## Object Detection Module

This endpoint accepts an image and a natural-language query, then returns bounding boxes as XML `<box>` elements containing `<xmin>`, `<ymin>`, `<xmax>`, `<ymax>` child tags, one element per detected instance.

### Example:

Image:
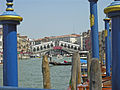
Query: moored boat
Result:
<box><xmin>68</xmin><ymin>78</ymin><xmax>112</xmax><ymax>90</ymax></box>
<box><xmin>49</xmin><ymin>61</ymin><xmax>71</xmax><ymax>66</ymax></box>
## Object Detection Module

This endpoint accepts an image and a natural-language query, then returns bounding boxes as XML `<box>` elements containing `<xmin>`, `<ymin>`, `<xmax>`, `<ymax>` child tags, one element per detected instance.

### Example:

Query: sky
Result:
<box><xmin>0</xmin><ymin>0</ymin><xmax>113</xmax><ymax>39</ymax></box>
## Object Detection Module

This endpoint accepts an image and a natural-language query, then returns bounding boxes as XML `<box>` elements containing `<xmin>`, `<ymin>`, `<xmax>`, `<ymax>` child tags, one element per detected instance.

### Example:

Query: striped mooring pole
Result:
<box><xmin>104</xmin><ymin>0</ymin><xmax>120</xmax><ymax>89</ymax></box>
<box><xmin>104</xmin><ymin>17</ymin><xmax>111</xmax><ymax>76</ymax></box>
<box><xmin>0</xmin><ymin>0</ymin><xmax>23</xmax><ymax>87</ymax></box>
<box><xmin>88</xmin><ymin>0</ymin><xmax>99</xmax><ymax>59</ymax></box>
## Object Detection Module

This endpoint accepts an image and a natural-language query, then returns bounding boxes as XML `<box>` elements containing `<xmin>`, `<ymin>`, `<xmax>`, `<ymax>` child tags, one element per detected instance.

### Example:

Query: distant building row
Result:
<box><xmin>30</xmin><ymin>30</ymin><xmax>92</xmax><ymax>51</ymax></box>
<box><xmin>0</xmin><ymin>28</ymin><xmax>106</xmax><ymax>59</ymax></box>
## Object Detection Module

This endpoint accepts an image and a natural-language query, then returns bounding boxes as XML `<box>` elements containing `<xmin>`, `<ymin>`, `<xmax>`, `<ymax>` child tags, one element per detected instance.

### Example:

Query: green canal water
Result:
<box><xmin>0</xmin><ymin>57</ymin><xmax>72</xmax><ymax>90</ymax></box>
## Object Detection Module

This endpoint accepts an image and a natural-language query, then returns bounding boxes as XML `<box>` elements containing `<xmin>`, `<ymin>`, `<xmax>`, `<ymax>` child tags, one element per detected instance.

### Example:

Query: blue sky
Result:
<box><xmin>0</xmin><ymin>0</ymin><xmax>113</xmax><ymax>39</ymax></box>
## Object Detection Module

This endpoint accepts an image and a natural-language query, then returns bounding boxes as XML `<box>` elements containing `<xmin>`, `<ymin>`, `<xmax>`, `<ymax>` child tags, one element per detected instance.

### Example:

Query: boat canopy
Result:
<box><xmin>80</xmin><ymin>59</ymin><xmax>87</xmax><ymax>64</ymax></box>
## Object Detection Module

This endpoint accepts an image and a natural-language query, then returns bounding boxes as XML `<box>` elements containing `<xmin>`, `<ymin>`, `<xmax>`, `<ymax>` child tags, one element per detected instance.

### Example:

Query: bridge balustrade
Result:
<box><xmin>32</xmin><ymin>41</ymin><xmax>81</xmax><ymax>53</ymax></box>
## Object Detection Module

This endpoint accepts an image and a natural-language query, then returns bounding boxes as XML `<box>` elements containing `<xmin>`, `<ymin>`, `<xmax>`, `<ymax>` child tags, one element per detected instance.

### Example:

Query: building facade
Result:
<box><xmin>17</xmin><ymin>34</ymin><xmax>30</xmax><ymax>59</ymax></box>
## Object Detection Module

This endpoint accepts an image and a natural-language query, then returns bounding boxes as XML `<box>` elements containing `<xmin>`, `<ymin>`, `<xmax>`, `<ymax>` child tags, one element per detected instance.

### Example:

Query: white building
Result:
<box><xmin>48</xmin><ymin>34</ymin><xmax>80</xmax><ymax>43</ymax></box>
<box><xmin>77</xmin><ymin>35</ymin><xmax>83</xmax><ymax>50</ymax></box>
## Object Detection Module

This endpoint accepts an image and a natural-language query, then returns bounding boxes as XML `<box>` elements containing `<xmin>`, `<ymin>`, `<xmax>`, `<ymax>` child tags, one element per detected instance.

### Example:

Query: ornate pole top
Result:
<box><xmin>104</xmin><ymin>1</ymin><xmax>120</xmax><ymax>15</ymax></box>
<box><xmin>104</xmin><ymin>16</ymin><xmax>111</xmax><ymax>21</ymax></box>
<box><xmin>0</xmin><ymin>0</ymin><xmax>23</xmax><ymax>22</ymax></box>
<box><xmin>88</xmin><ymin>0</ymin><xmax>98</xmax><ymax>2</ymax></box>
<box><xmin>6</xmin><ymin>0</ymin><xmax>14</xmax><ymax>11</ymax></box>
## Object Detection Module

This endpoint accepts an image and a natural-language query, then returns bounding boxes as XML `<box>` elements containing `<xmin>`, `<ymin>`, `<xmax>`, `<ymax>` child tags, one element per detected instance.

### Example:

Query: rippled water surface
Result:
<box><xmin>0</xmin><ymin>57</ymin><xmax>72</xmax><ymax>90</ymax></box>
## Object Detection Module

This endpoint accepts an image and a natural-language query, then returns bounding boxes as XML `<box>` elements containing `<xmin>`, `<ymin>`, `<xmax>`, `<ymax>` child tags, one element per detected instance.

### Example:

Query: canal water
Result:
<box><xmin>0</xmin><ymin>57</ymin><xmax>72</xmax><ymax>90</ymax></box>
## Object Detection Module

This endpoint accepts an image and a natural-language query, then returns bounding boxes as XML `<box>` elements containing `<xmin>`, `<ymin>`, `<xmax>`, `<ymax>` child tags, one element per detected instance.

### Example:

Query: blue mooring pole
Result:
<box><xmin>0</xmin><ymin>0</ymin><xmax>23</xmax><ymax>87</ymax></box>
<box><xmin>104</xmin><ymin>0</ymin><xmax>120</xmax><ymax>89</ymax></box>
<box><xmin>104</xmin><ymin>17</ymin><xmax>111</xmax><ymax>76</ymax></box>
<box><xmin>88</xmin><ymin>0</ymin><xmax>99</xmax><ymax>59</ymax></box>
<box><xmin>109</xmin><ymin>29</ymin><xmax>112</xmax><ymax>67</ymax></box>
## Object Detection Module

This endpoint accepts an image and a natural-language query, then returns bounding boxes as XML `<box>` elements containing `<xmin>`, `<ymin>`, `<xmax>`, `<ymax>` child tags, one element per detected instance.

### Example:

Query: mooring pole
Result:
<box><xmin>0</xmin><ymin>0</ymin><xmax>23</xmax><ymax>86</ymax></box>
<box><xmin>88</xmin><ymin>0</ymin><xmax>99</xmax><ymax>59</ymax></box>
<box><xmin>109</xmin><ymin>29</ymin><xmax>112</xmax><ymax>67</ymax></box>
<box><xmin>71</xmin><ymin>53</ymin><xmax>78</xmax><ymax>90</ymax></box>
<box><xmin>90</xmin><ymin>58</ymin><xmax>102</xmax><ymax>90</ymax></box>
<box><xmin>103</xmin><ymin>17</ymin><xmax>111</xmax><ymax>76</ymax></box>
<box><xmin>104</xmin><ymin>0</ymin><xmax>120</xmax><ymax>89</ymax></box>
<box><xmin>42</xmin><ymin>55</ymin><xmax>51</xmax><ymax>89</ymax></box>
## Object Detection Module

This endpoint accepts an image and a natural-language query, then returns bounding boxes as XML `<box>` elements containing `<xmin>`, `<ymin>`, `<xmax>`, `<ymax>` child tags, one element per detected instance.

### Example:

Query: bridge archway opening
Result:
<box><xmin>74</xmin><ymin>46</ymin><xmax>77</xmax><ymax>50</ymax></box>
<box><xmin>71</xmin><ymin>45</ymin><xmax>73</xmax><ymax>49</ymax></box>
<box><xmin>51</xmin><ymin>43</ymin><xmax>54</xmax><ymax>47</ymax></box>
<box><xmin>37</xmin><ymin>47</ymin><xmax>39</xmax><ymax>51</ymax></box>
<box><xmin>61</xmin><ymin>43</ymin><xmax>63</xmax><ymax>47</ymax></box>
<box><xmin>40</xmin><ymin>46</ymin><xmax>43</xmax><ymax>50</ymax></box>
<box><xmin>64</xmin><ymin>44</ymin><xmax>67</xmax><ymax>47</ymax></box>
<box><xmin>33</xmin><ymin>48</ymin><xmax>36</xmax><ymax>52</ymax></box>
<box><xmin>68</xmin><ymin>44</ymin><xmax>70</xmax><ymax>48</ymax></box>
<box><xmin>78</xmin><ymin>47</ymin><xmax>80</xmax><ymax>51</ymax></box>
<box><xmin>45</xmin><ymin>49</ymin><xmax>71</xmax><ymax>56</ymax></box>
<box><xmin>47</xmin><ymin>45</ymin><xmax>50</xmax><ymax>48</ymax></box>
<box><xmin>44</xmin><ymin>45</ymin><xmax>46</xmax><ymax>49</ymax></box>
